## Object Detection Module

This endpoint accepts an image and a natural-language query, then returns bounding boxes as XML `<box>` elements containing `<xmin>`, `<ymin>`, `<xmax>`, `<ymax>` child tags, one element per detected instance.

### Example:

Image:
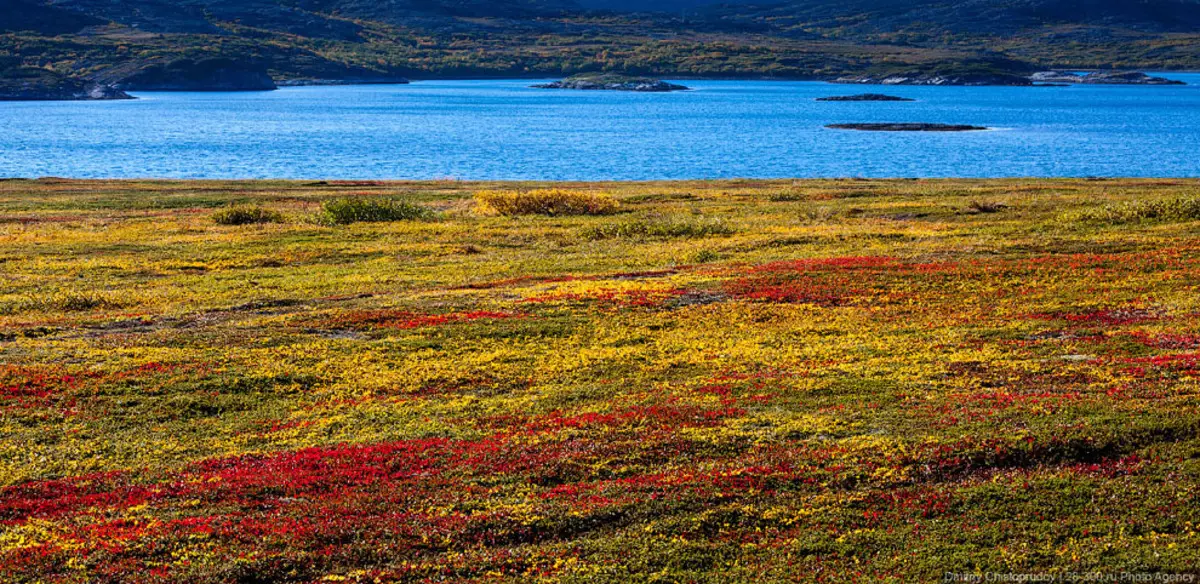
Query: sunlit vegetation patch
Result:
<box><xmin>766</xmin><ymin>186</ymin><xmax>881</xmax><ymax>202</ymax></box>
<box><xmin>0</xmin><ymin>178</ymin><xmax>1198</xmax><ymax>582</ymax></box>
<box><xmin>475</xmin><ymin>189</ymin><xmax>619</xmax><ymax>216</ymax></box>
<box><xmin>689</xmin><ymin>249</ymin><xmax>721</xmax><ymax>264</ymax></box>
<box><xmin>313</xmin><ymin>309</ymin><xmax>523</xmax><ymax>331</ymax></box>
<box><xmin>1069</xmin><ymin>196</ymin><xmax>1200</xmax><ymax>224</ymax></box>
<box><xmin>212</xmin><ymin>205</ymin><xmax>286</xmax><ymax>225</ymax></box>
<box><xmin>581</xmin><ymin>215</ymin><xmax>735</xmax><ymax>240</ymax></box>
<box><xmin>0</xmin><ymin>290</ymin><xmax>125</xmax><ymax>314</ymax></box>
<box><xmin>316</xmin><ymin>197</ymin><xmax>435</xmax><ymax>225</ymax></box>
<box><xmin>966</xmin><ymin>200</ymin><xmax>1008</xmax><ymax>214</ymax></box>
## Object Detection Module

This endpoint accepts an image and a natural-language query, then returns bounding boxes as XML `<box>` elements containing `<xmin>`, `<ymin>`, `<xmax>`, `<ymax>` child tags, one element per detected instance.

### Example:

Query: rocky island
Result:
<box><xmin>1030</xmin><ymin>71</ymin><xmax>1185</xmax><ymax>85</ymax></box>
<box><xmin>827</xmin><ymin>123</ymin><xmax>989</xmax><ymax>132</ymax></box>
<box><xmin>533</xmin><ymin>73</ymin><xmax>689</xmax><ymax>92</ymax></box>
<box><xmin>834</xmin><ymin>65</ymin><xmax>1185</xmax><ymax>87</ymax></box>
<box><xmin>817</xmin><ymin>94</ymin><xmax>915</xmax><ymax>102</ymax></box>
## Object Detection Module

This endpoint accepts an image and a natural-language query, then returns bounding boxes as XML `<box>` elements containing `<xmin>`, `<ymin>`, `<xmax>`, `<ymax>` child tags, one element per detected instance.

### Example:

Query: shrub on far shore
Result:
<box><xmin>475</xmin><ymin>189</ymin><xmax>619</xmax><ymax>216</ymax></box>
<box><xmin>1070</xmin><ymin>197</ymin><xmax>1200</xmax><ymax>225</ymax></box>
<box><xmin>317</xmin><ymin>198</ymin><xmax>435</xmax><ymax>225</ymax></box>
<box><xmin>212</xmin><ymin>206</ymin><xmax>286</xmax><ymax>225</ymax></box>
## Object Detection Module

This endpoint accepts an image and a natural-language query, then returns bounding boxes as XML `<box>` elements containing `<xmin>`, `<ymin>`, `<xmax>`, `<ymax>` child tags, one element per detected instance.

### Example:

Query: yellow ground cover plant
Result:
<box><xmin>474</xmin><ymin>188</ymin><xmax>619</xmax><ymax>216</ymax></box>
<box><xmin>0</xmin><ymin>178</ymin><xmax>1198</xmax><ymax>582</ymax></box>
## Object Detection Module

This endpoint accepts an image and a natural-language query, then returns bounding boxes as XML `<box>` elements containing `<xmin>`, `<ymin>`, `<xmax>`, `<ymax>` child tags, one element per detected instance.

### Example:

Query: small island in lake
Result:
<box><xmin>1030</xmin><ymin>71</ymin><xmax>1184</xmax><ymax>85</ymax></box>
<box><xmin>817</xmin><ymin>94</ymin><xmax>915</xmax><ymax>102</ymax></box>
<box><xmin>827</xmin><ymin>123</ymin><xmax>989</xmax><ymax>132</ymax></box>
<box><xmin>533</xmin><ymin>73</ymin><xmax>689</xmax><ymax>92</ymax></box>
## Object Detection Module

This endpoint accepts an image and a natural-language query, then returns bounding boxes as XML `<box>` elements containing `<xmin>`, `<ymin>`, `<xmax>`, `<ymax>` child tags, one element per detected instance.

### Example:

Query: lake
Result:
<box><xmin>1</xmin><ymin>76</ymin><xmax>1198</xmax><ymax>180</ymax></box>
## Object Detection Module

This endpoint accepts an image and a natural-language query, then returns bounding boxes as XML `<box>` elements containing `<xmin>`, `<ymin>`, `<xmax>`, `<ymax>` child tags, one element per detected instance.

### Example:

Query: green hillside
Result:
<box><xmin>2</xmin><ymin>0</ymin><xmax>1198</xmax><ymax>90</ymax></box>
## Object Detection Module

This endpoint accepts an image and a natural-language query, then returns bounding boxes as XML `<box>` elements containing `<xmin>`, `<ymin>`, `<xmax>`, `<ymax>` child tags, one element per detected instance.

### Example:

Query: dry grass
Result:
<box><xmin>474</xmin><ymin>189</ymin><xmax>619</xmax><ymax>216</ymax></box>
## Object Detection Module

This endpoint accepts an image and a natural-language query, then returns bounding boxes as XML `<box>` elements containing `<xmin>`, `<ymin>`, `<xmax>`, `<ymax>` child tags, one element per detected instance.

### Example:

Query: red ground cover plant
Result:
<box><xmin>3</xmin><ymin>180</ymin><xmax>1200</xmax><ymax>582</ymax></box>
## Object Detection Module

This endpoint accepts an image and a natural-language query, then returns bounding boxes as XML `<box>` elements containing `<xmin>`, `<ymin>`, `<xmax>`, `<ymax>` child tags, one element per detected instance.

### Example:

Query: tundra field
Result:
<box><xmin>1</xmin><ymin>178</ymin><xmax>1199</xmax><ymax>582</ymax></box>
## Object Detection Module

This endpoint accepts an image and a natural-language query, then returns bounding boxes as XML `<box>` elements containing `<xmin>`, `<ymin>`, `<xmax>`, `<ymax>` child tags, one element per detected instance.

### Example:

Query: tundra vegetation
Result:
<box><xmin>315</xmin><ymin>197</ymin><xmax>436</xmax><ymax>225</ymax></box>
<box><xmin>0</xmin><ymin>178</ymin><xmax>1198</xmax><ymax>582</ymax></box>
<box><xmin>474</xmin><ymin>189</ymin><xmax>620</xmax><ymax>216</ymax></box>
<box><xmin>211</xmin><ymin>205</ymin><xmax>287</xmax><ymax>226</ymax></box>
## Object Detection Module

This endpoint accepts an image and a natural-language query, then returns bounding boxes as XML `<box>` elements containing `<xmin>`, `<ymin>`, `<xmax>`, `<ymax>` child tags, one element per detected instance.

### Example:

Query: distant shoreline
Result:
<box><xmin>272</xmin><ymin>72</ymin><xmax>1197</xmax><ymax>85</ymax></box>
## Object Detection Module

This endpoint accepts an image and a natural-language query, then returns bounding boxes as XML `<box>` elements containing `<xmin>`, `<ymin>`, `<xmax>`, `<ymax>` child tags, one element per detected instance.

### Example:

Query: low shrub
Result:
<box><xmin>1070</xmin><ymin>197</ymin><xmax>1200</xmax><ymax>224</ymax></box>
<box><xmin>689</xmin><ymin>249</ymin><xmax>721</xmax><ymax>264</ymax></box>
<box><xmin>475</xmin><ymin>189</ymin><xmax>619</xmax><ymax>216</ymax></box>
<box><xmin>967</xmin><ymin>201</ymin><xmax>1007</xmax><ymax>214</ymax></box>
<box><xmin>767</xmin><ymin>191</ymin><xmax>808</xmax><ymax>202</ymax></box>
<box><xmin>317</xmin><ymin>198</ymin><xmax>435</xmax><ymax>225</ymax></box>
<box><xmin>581</xmin><ymin>216</ymin><xmax>735</xmax><ymax>240</ymax></box>
<box><xmin>768</xmin><ymin>189</ymin><xmax>872</xmax><ymax>202</ymax></box>
<box><xmin>212</xmin><ymin>206</ymin><xmax>286</xmax><ymax>225</ymax></box>
<box><xmin>2</xmin><ymin>291</ymin><xmax>125</xmax><ymax>314</ymax></box>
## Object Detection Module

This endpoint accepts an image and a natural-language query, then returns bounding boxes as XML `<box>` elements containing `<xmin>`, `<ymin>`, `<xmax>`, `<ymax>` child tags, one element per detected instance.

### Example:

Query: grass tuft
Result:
<box><xmin>581</xmin><ymin>215</ymin><xmax>735</xmax><ymax>240</ymax></box>
<box><xmin>1070</xmin><ymin>197</ymin><xmax>1200</xmax><ymax>224</ymax></box>
<box><xmin>475</xmin><ymin>189</ymin><xmax>619</xmax><ymax>216</ymax></box>
<box><xmin>689</xmin><ymin>249</ymin><xmax>721</xmax><ymax>264</ymax></box>
<box><xmin>1</xmin><ymin>291</ymin><xmax>125</xmax><ymax>314</ymax></box>
<box><xmin>967</xmin><ymin>201</ymin><xmax>1008</xmax><ymax>214</ymax></box>
<box><xmin>212</xmin><ymin>206</ymin><xmax>286</xmax><ymax>225</ymax></box>
<box><xmin>316</xmin><ymin>198</ymin><xmax>435</xmax><ymax>225</ymax></box>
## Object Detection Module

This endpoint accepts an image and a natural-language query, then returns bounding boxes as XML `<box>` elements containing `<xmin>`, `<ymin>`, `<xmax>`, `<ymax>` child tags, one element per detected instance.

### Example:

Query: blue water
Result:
<box><xmin>1</xmin><ymin>75</ymin><xmax>1198</xmax><ymax>179</ymax></box>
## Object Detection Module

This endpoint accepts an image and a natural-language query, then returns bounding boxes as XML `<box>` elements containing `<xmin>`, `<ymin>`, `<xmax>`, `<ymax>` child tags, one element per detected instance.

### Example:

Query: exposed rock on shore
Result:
<box><xmin>827</xmin><ymin>123</ymin><xmax>989</xmax><ymax>132</ymax></box>
<box><xmin>1030</xmin><ymin>71</ymin><xmax>1184</xmax><ymax>85</ymax></box>
<box><xmin>533</xmin><ymin>73</ymin><xmax>689</xmax><ymax>92</ymax></box>
<box><xmin>276</xmin><ymin>77</ymin><xmax>410</xmax><ymax>87</ymax></box>
<box><xmin>0</xmin><ymin>67</ymin><xmax>131</xmax><ymax>101</ymax></box>
<box><xmin>817</xmin><ymin>94</ymin><xmax>915</xmax><ymax>102</ymax></box>
<box><xmin>98</xmin><ymin>58</ymin><xmax>277</xmax><ymax>91</ymax></box>
<box><xmin>833</xmin><ymin>73</ymin><xmax>1031</xmax><ymax>86</ymax></box>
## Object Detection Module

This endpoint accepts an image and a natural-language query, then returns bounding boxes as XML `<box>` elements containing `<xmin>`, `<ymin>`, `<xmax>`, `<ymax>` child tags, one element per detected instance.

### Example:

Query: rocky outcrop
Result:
<box><xmin>101</xmin><ymin>58</ymin><xmax>277</xmax><ymax>91</ymax></box>
<box><xmin>0</xmin><ymin>67</ymin><xmax>131</xmax><ymax>101</ymax></box>
<box><xmin>1030</xmin><ymin>71</ymin><xmax>1184</xmax><ymax>85</ymax></box>
<box><xmin>533</xmin><ymin>73</ymin><xmax>689</xmax><ymax>92</ymax></box>
<box><xmin>826</xmin><ymin>123</ymin><xmax>989</xmax><ymax>132</ymax></box>
<box><xmin>833</xmin><ymin>73</ymin><xmax>1031</xmax><ymax>86</ymax></box>
<box><xmin>276</xmin><ymin>77</ymin><xmax>410</xmax><ymax>86</ymax></box>
<box><xmin>817</xmin><ymin>94</ymin><xmax>915</xmax><ymax>102</ymax></box>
